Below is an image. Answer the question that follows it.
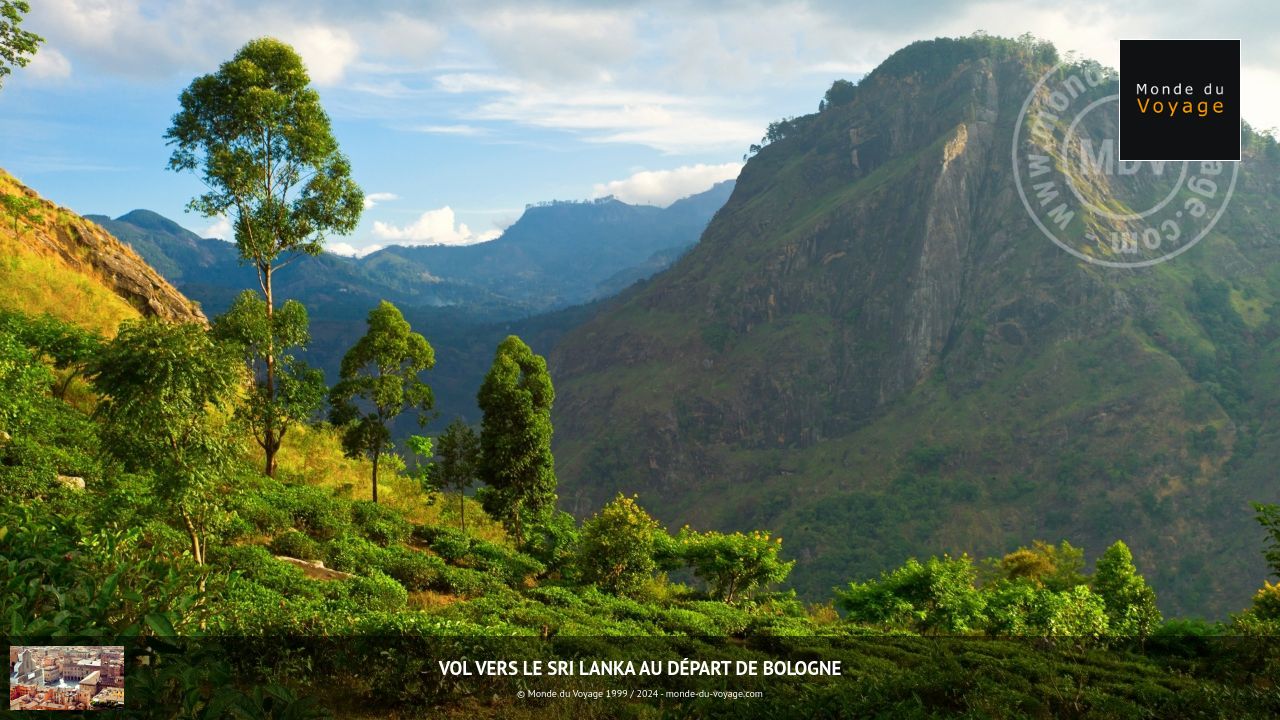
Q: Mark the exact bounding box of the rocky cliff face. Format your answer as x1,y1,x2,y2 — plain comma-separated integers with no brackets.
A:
1,171,206,326
550,37,1280,617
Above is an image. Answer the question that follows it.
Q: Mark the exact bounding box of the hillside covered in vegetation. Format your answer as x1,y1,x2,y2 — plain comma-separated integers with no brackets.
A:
2,30,1279,719
551,34,1280,619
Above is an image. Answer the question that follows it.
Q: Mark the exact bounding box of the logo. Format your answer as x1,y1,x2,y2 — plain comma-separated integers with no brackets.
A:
1012,61,1238,268
1119,39,1241,161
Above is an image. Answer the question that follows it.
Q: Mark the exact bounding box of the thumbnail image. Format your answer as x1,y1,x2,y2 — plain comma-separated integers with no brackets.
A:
9,646,124,711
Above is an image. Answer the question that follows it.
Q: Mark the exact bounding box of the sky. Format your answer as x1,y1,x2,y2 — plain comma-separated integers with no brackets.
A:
2,0,1278,256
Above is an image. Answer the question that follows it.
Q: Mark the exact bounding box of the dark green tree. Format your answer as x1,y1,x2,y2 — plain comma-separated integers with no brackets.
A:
0,1,42,89
165,37,363,477
576,494,662,596
91,320,240,570
838,554,987,634
426,418,480,533
329,301,434,503
675,527,794,603
477,335,557,545
819,79,856,111
1092,540,1162,638
212,290,326,472
1254,502,1280,577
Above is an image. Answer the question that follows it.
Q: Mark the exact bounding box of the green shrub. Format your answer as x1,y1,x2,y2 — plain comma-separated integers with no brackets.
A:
352,500,412,546
526,585,584,609
346,570,408,612
269,530,323,561
234,491,292,534
436,565,497,597
747,614,817,636
325,534,388,574
0,329,53,436
468,539,546,584
525,510,580,573
136,519,192,557
415,524,472,561
214,544,311,597
383,548,446,591
576,494,663,596
279,485,351,540
676,601,753,635
838,555,986,633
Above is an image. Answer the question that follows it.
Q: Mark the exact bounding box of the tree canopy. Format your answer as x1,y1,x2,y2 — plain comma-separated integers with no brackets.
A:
165,37,363,268
0,1,42,90
91,320,241,567
477,335,557,544
329,301,434,503
212,290,326,473
166,37,363,477
423,418,480,533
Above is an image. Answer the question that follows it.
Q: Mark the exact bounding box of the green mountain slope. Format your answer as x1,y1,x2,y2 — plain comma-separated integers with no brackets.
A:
366,181,733,311
549,37,1280,618
99,183,733,432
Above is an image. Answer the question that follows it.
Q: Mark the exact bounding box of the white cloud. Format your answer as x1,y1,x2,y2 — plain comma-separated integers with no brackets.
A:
356,12,445,63
593,163,742,206
280,26,358,86
436,73,525,94
439,74,764,153
414,124,486,136
1243,65,1280,135
30,0,193,77
371,206,502,246
467,8,638,84
201,216,232,240
26,47,73,80
328,242,383,258
362,192,399,210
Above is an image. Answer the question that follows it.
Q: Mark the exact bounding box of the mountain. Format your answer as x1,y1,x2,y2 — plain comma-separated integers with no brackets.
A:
87,210,516,320
548,36,1280,618
101,180,734,320
1,170,205,334
97,181,733,432
363,180,735,311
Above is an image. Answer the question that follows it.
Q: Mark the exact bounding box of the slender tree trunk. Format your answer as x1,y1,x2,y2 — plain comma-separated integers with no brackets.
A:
371,448,380,504
182,512,203,565
263,264,278,478
460,490,466,534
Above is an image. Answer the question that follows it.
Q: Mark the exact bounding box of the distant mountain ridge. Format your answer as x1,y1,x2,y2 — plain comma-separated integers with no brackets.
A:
93,180,735,434
365,181,735,308
96,180,735,319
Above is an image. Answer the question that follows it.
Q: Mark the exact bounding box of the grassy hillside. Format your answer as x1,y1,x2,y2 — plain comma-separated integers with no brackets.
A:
3,295,1278,717
0,169,205,334
0,170,141,336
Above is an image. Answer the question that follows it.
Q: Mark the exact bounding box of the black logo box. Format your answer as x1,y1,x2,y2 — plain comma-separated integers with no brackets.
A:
1119,39,1241,161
